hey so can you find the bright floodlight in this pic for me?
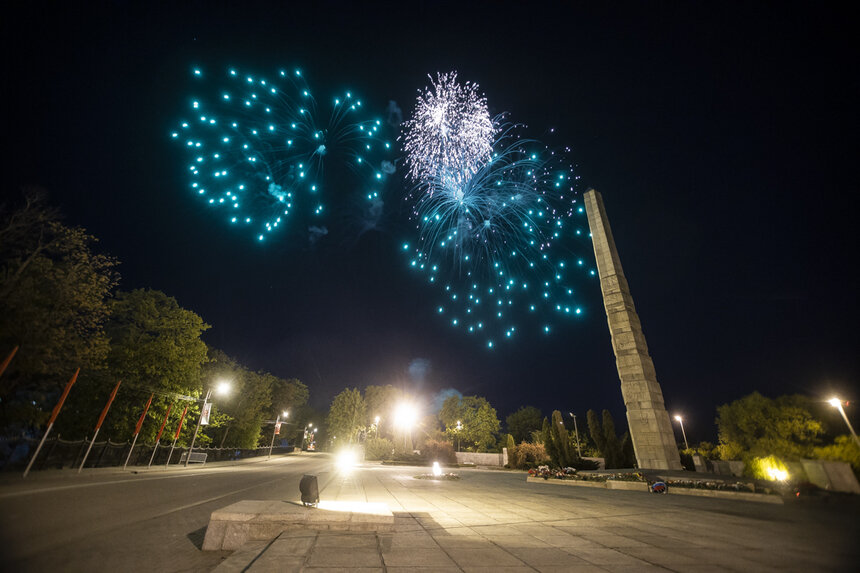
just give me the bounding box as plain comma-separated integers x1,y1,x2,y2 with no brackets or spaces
829,398,842,408
432,461,442,477
375,416,380,423
282,410,289,418
767,466,788,481
337,449,358,472
215,380,231,395
674,415,682,422
394,402,418,429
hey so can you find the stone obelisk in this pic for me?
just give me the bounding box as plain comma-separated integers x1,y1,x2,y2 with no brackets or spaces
583,189,682,470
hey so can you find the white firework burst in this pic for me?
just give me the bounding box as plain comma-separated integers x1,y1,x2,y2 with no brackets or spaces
402,72,496,186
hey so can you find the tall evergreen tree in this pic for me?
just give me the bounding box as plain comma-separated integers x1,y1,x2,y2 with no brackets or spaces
587,409,606,455
550,410,573,467
504,433,516,467
621,431,637,467
540,417,557,465
602,409,624,469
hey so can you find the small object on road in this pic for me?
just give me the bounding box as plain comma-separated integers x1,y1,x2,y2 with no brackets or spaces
650,481,668,494
300,474,319,507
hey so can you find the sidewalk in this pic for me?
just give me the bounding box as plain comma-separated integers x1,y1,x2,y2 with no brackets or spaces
0,452,297,496
211,462,859,572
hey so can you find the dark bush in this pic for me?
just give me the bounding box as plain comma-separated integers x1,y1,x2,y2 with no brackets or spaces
422,439,457,464
365,437,394,461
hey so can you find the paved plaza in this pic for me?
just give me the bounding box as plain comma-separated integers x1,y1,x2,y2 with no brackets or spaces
214,462,859,572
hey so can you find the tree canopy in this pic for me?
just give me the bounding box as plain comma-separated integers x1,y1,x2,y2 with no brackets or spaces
505,406,543,443
716,392,823,460
56,288,211,442
363,384,402,440
326,388,367,444
439,394,500,452
1,190,118,430
0,191,313,451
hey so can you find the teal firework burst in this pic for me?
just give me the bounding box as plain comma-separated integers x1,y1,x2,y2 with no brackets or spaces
172,66,393,243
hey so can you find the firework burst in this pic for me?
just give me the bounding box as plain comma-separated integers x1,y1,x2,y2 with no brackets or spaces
402,73,594,347
172,66,393,244
402,72,495,187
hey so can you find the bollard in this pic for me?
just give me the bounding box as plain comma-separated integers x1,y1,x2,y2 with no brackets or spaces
299,474,319,507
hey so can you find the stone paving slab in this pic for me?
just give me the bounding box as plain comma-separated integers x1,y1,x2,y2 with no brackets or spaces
208,463,859,571
203,500,393,551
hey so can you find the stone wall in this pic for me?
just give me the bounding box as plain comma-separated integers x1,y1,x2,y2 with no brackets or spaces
455,452,504,466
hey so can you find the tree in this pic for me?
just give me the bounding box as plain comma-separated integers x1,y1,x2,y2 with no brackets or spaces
56,289,211,443
621,432,637,467
716,392,823,460
814,436,860,477
504,433,516,467
0,190,118,431
327,388,367,444
505,406,543,443
584,409,626,468
541,416,559,465
602,410,624,469
587,410,606,455
269,377,309,419
439,394,500,452
548,410,575,467
363,384,402,439
202,351,273,449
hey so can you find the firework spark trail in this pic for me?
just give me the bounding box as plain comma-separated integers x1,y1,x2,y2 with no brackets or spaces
402,73,595,348
172,66,393,243
402,72,495,187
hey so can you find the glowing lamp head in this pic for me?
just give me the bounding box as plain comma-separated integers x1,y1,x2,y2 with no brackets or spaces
393,402,418,429
215,381,231,395
375,416,380,423
828,398,842,408
432,461,442,477
674,415,683,422
282,411,289,418
336,448,358,473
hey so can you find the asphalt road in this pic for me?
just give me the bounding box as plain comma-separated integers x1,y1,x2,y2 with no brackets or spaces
0,453,334,572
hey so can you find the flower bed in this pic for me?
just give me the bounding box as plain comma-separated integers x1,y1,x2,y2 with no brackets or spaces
527,466,646,483
525,468,784,502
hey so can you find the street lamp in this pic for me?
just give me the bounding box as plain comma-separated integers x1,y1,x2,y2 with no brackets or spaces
186,380,231,466
268,410,289,459
829,398,860,448
374,415,380,439
568,412,582,457
303,423,315,451
674,415,689,450
455,420,462,452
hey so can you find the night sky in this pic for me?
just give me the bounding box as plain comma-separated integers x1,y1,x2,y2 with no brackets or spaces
7,2,857,443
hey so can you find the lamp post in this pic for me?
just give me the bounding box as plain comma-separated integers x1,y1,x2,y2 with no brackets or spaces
568,412,582,457
674,415,689,450
829,398,860,448
455,420,462,452
303,423,314,450
268,410,289,459
186,381,230,467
